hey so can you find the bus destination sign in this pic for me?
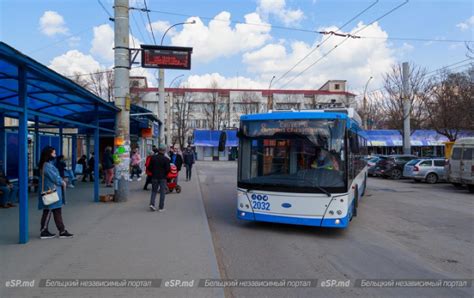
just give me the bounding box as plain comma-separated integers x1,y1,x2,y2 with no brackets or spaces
141,45,193,70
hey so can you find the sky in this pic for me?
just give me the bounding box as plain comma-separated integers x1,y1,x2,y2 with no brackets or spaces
0,0,473,97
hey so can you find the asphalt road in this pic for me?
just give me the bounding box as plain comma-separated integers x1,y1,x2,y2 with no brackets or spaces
197,161,473,298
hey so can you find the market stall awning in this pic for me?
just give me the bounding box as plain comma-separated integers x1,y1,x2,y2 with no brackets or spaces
193,129,238,147
366,130,474,147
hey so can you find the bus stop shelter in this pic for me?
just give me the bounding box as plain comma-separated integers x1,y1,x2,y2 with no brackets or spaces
0,42,120,244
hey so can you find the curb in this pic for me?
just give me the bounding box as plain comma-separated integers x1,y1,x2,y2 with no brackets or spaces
194,163,226,298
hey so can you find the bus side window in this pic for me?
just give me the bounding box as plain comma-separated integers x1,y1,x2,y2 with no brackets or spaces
349,131,360,180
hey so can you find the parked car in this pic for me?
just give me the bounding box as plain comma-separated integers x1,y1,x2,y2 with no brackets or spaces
373,155,418,179
367,155,387,176
403,158,447,184
447,138,474,193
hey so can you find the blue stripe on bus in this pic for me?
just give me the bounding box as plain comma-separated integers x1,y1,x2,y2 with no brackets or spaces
237,210,351,228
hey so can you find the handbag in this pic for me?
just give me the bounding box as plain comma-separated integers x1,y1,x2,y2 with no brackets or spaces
41,165,60,206
74,164,83,174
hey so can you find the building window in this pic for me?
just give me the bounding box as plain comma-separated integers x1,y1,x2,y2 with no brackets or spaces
334,84,340,90
275,103,299,110
233,102,258,114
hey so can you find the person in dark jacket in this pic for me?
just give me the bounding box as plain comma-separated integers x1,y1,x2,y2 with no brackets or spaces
183,145,195,181
102,147,114,187
0,165,17,208
77,155,88,182
148,145,170,212
55,155,76,188
87,153,95,182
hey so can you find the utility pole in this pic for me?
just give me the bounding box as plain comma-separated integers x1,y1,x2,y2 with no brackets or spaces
402,62,411,155
113,0,130,201
158,68,165,145
267,76,275,111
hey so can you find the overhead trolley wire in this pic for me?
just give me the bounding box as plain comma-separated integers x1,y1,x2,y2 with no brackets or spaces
277,0,410,89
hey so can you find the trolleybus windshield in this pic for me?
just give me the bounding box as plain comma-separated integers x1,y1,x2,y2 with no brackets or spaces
238,119,347,193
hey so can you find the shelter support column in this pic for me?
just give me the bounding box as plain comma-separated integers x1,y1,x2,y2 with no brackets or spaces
59,125,63,155
0,112,5,172
94,104,99,202
71,135,77,172
18,66,29,244
34,116,40,166
86,135,90,160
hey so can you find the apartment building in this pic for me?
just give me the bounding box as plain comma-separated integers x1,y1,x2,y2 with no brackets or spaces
131,79,356,146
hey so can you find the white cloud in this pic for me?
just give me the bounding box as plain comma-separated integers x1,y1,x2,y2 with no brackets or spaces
148,20,173,36
67,36,81,48
90,24,142,62
170,12,271,63
396,42,414,57
90,24,114,62
257,0,304,25
241,22,394,90
130,68,157,87
186,73,264,89
39,11,69,36
456,16,474,31
49,50,103,76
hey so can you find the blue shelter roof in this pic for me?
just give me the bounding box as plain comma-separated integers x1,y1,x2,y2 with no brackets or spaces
78,104,161,136
0,42,119,131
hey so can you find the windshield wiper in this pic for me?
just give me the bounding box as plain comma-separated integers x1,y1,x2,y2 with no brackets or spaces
314,185,331,197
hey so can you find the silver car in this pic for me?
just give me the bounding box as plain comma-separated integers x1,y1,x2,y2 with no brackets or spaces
403,158,447,184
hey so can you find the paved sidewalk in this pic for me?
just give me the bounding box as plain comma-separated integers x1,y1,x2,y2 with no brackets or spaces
0,169,224,298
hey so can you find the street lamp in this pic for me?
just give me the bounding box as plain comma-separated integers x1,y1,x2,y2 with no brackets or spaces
158,20,196,145
269,75,276,89
168,74,184,88
362,76,373,130
267,75,276,111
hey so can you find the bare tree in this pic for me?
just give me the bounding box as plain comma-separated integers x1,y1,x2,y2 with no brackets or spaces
172,82,193,149
234,91,260,114
203,80,227,130
466,42,474,59
356,91,386,129
70,69,114,102
70,72,91,90
425,66,474,141
379,62,433,134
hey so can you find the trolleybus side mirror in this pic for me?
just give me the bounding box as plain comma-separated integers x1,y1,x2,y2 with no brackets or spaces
218,131,227,152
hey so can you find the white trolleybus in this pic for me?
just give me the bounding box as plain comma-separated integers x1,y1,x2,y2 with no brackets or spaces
237,108,368,228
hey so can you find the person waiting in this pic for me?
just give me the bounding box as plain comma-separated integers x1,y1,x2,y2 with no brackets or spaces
0,168,17,208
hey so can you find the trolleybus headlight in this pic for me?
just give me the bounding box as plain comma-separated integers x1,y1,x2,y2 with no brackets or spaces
240,203,244,208
329,210,334,215
335,219,341,225
241,212,246,217
337,210,342,215
245,204,250,209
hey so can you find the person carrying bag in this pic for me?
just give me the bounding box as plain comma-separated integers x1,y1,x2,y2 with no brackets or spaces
38,146,73,239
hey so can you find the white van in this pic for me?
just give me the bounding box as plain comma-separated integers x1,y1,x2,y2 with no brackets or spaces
448,137,474,193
